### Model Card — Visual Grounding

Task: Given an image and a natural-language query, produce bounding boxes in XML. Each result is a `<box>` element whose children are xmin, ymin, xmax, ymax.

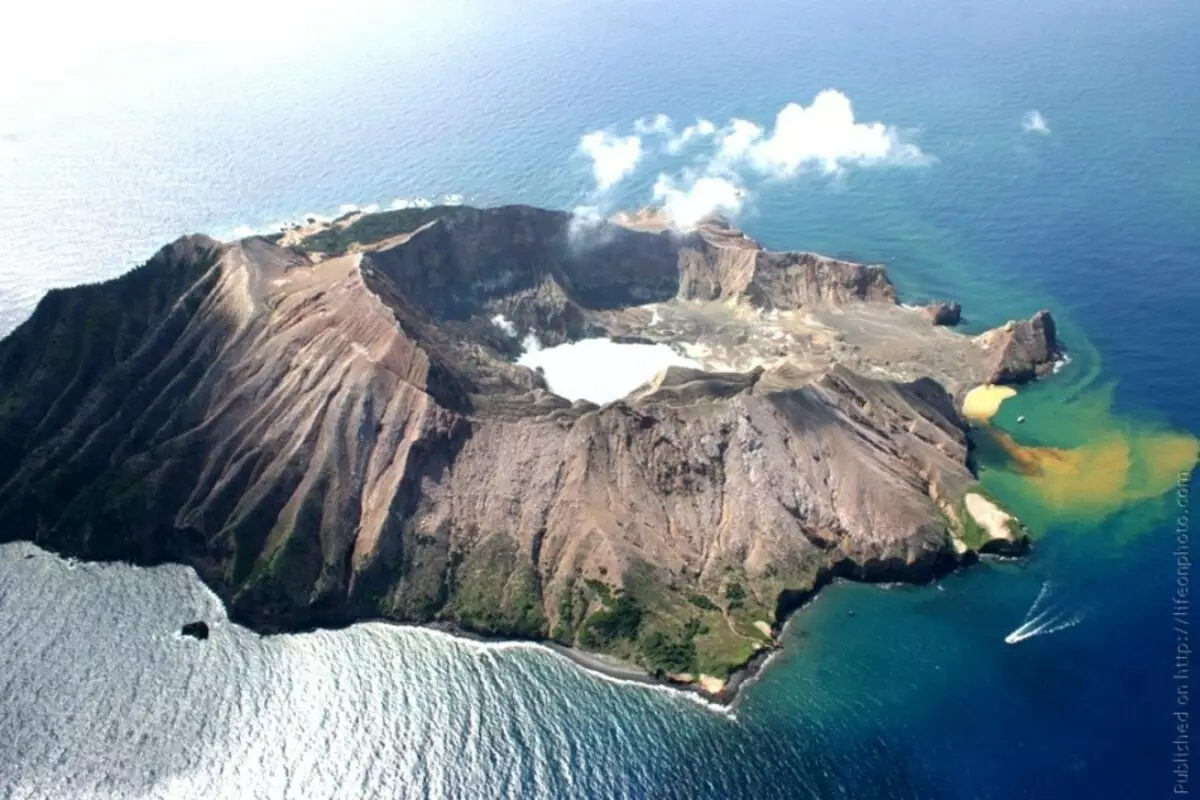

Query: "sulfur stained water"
<box><xmin>1</xmin><ymin>0</ymin><xmax>1198</xmax><ymax>797</ymax></box>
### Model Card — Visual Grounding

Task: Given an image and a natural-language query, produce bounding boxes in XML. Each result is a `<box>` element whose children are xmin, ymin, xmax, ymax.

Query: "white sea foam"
<box><xmin>1005</xmin><ymin>580</ymin><xmax>1083</xmax><ymax>644</ymax></box>
<box><xmin>1005</xmin><ymin>613</ymin><xmax>1082</xmax><ymax>644</ymax></box>
<box><xmin>457</xmin><ymin>636</ymin><xmax>738</xmax><ymax>720</ymax></box>
<box><xmin>389</xmin><ymin>196</ymin><xmax>433</xmax><ymax>210</ymax></box>
<box><xmin>0</xmin><ymin>543</ymin><xmax>738</xmax><ymax>798</ymax></box>
<box><xmin>1022</xmin><ymin>110</ymin><xmax>1050</xmax><ymax>135</ymax></box>
<box><xmin>219</xmin><ymin>195</ymin><xmax>470</xmax><ymax>243</ymax></box>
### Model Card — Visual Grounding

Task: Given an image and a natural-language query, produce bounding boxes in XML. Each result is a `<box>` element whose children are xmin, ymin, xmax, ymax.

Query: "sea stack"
<box><xmin>926</xmin><ymin>301</ymin><xmax>962</xmax><ymax>326</ymax></box>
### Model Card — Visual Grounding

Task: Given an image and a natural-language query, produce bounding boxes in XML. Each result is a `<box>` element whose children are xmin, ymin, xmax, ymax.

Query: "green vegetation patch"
<box><xmin>569</xmin><ymin>560</ymin><xmax>783</xmax><ymax>679</ymax></box>
<box><xmin>956</xmin><ymin>485</ymin><xmax>1025</xmax><ymax>550</ymax></box>
<box><xmin>298</xmin><ymin>207</ymin><xmax>458</xmax><ymax>254</ymax></box>
<box><xmin>639</xmin><ymin>628</ymin><xmax>697</xmax><ymax>674</ymax></box>
<box><xmin>958</xmin><ymin>501</ymin><xmax>992</xmax><ymax>550</ymax></box>
<box><xmin>692</xmin><ymin>626</ymin><xmax>762</xmax><ymax>679</ymax></box>
<box><xmin>724</xmin><ymin>580</ymin><xmax>747</xmax><ymax>609</ymax></box>
<box><xmin>448</xmin><ymin>535</ymin><xmax>545</xmax><ymax>637</ymax></box>
<box><xmin>551</xmin><ymin>580</ymin><xmax>580</xmax><ymax>643</ymax></box>
<box><xmin>577</xmin><ymin>594</ymin><xmax>643</xmax><ymax>648</ymax></box>
<box><xmin>583</xmin><ymin>578</ymin><xmax>616</xmax><ymax>605</ymax></box>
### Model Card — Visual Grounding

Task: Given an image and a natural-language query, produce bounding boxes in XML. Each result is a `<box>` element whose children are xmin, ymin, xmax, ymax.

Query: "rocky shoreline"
<box><xmin>432</xmin><ymin>534</ymin><xmax>1027</xmax><ymax>707</ymax></box>
<box><xmin>605</xmin><ymin>544</ymin><xmax>1032</xmax><ymax>706</ymax></box>
<box><xmin>304</xmin><ymin>535</ymin><xmax>1027</xmax><ymax>706</ymax></box>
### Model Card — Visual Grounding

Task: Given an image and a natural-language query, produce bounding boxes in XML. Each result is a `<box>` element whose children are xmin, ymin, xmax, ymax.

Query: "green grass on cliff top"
<box><xmin>298</xmin><ymin>206</ymin><xmax>458</xmax><ymax>254</ymax></box>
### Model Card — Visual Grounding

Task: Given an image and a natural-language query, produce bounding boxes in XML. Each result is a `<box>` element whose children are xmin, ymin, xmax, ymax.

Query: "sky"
<box><xmin>0</xmin><ymin>0</ymin><xmax>474</xmax><ymax>108</ymax></box>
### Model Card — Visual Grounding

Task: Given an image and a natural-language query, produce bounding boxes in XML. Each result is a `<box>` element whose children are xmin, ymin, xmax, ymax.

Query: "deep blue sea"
<box><xmin>1</xmin><ymin>0</ymin><xmax>1198</xmax><ymax>797</ymax></box>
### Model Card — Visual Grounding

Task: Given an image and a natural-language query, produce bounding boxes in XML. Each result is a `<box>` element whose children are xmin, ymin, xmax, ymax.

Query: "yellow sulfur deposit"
<box><xmin>962</xmin><ymin>385</ymin><xmax>1018</xmax><ymax>422</ymax></box>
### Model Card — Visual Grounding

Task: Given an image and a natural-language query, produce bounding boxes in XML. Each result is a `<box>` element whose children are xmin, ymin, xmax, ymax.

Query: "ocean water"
<box><xmin>1</xmin><ymin>0</ymin><xmax>1198</xmax><ymax>797</ymax></box>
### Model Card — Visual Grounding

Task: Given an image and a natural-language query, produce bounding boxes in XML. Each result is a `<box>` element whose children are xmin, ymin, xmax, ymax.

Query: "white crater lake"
<box><xmin>517</xmin><ymin>337</ymin><xmax>700</xmax><ymax>404</ymax></box>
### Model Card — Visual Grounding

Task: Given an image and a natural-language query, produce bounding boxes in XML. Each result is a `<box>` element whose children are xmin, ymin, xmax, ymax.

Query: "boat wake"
<box><xmin>1005</xmin><ymin>580</ymin><xmax>1083</xmax><ymax>644</ymax></box>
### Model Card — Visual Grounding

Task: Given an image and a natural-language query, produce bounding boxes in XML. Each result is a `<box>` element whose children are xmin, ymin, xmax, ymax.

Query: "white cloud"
<box><xmin>567</xmin><ymin>204</ymin><xmax>618</xmax><ymax>251</ymax></box>
<box><xmin>564</xmin><ymin>201</ymin><xmax>597</xmax><ymax>236</ymax></box>
<box><xmin>665</xmin><ymin>119</ymin><xmax>717</xmax><ymax>154</ymax></box>
<box><xmin>570</xmin><ymin>203</ymin><xmax>603</xmax><ymax>222</ymax></box>
<box><xmin>717</xmin><ymin>90</ymin><xmax>928</xmax><ymax>176</ymax></box>
<box><xmin>579</xmin><ymin>130</ymin><xmax>643</xmax><ymax>190</ymax></box>
<box><xmin>633</xmin><ymin>113</ymin><xmax>674</xmax><ymax>136</ymax></box>
<box><xmin>1022</xmin><ymin>110</ymin><xmax>1050</xmax><ymax>135</ymax></box>
<box><xmin>652</xmin><ymin>172</ymin><xmax>745</xmax><ymax>230</ymax></box>
<box><xmin>715</xmin><ymin>118</ymin><xmax>765</xmax><ymax>164</ymax></box>
<box><xmin>521</xmin><ymin>332</ymin><xmax>543</xmax><ymax>354</ymax></box>
<box><xmin>574</xmin><ymin>89</ymin><xmax>929</xmax><ymax>229</ymax></box>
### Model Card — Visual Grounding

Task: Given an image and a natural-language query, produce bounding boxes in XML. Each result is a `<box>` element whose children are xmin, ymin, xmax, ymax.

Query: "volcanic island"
<box><xmin>0</xmin><ymin>204</ymin><xmax>1063</xmax><ymax>701</ymax></box>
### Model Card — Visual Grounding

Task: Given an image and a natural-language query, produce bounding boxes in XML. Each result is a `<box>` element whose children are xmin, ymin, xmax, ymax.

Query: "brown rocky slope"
<box><xmin>0</xmin><ymin>205</ymin><xmax>1061</xmax><ymax>693</ymax></box>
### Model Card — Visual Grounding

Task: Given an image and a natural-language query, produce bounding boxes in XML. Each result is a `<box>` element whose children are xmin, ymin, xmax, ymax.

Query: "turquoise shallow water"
<box><xmin>1</xmin><ymin>0</ymin><xmax>1197</xmax><ymax>796</ymax></box>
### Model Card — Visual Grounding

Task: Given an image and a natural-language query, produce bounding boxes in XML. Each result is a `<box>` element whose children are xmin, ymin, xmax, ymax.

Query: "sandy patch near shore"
<box><xmin>964</xmin><ymin>493</ymin><xmax>1016</xmax><ymax>541</ymax></box>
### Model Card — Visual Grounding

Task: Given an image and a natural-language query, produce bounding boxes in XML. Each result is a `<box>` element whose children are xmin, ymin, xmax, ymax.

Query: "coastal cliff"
<box><xmin>0</xmin><ymin>205</ymin><xmax>1061</xmax><ymax>695</ymax></box>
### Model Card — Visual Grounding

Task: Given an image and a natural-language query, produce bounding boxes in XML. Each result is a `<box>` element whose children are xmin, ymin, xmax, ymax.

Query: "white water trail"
<box><xmin>1005</xmin><ymin>580</ymin><xmax>1084</xmax><ymax>644</ymax></box>
<box><xmin>1005</xmin><ymin>614</ymin><xmax>1083</xmax><ymax>644</ymax></box>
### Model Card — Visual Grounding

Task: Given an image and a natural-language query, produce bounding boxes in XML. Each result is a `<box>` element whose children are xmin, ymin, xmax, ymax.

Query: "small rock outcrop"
<box><xmin>925</xmin><ymin>301</ymin><xmax>962</xmax><ymax>326</ymax></box>
<box><xmin>978</xmin><ymin>309</ymin><xmax>1061</xmax><ymax>384</ymax></box>
<box><xmin>180</xmin><ymin>621</ymin><xmax>210</xmax><ymax>640</ymax></box>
